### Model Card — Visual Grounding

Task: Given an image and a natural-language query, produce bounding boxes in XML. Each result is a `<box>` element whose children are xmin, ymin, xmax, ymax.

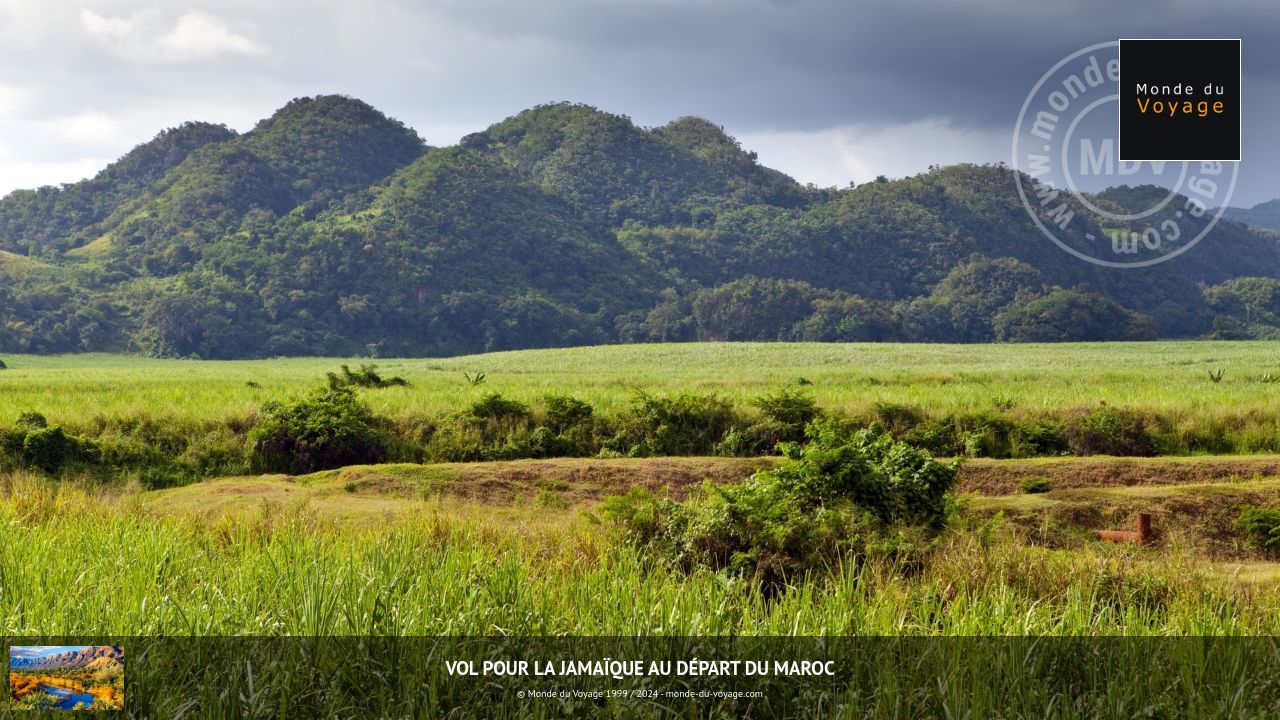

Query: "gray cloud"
<box><xmin>0</xmin><ymin>0</ymin><xmax>1275</xmax><ymax>204</ymax></box>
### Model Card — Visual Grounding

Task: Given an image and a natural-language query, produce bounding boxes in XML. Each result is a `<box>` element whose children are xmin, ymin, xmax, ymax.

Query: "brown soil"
<box><xmin>325</xmin><ymin>456</ymin><xmax>780</xmax><ymax>505</ymax></box>
<box><xmin>957</xmin><ymin>456</ymin><xmax>1280</xmax><ymax>495</ymax></box>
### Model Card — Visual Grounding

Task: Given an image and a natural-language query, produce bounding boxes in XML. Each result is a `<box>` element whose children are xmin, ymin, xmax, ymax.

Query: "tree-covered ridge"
<box><xmin>1222</xmin><ymin>198</ymin><xmax>1280</xmax><ymax>234</ymax></box>
<box><xmin>0</xmin><ymin>121</ymin><xmax>237</xmax><ymax>255</ymax></box>
<box><xmin>1</xmin><ymin>95</ymin><xmax>1279</xmax><ymax>357</ymax></box>
<box><xmin>466</xmin><ymin>103</ymin><xmax>816</xmax><ymax>225</ymax></box>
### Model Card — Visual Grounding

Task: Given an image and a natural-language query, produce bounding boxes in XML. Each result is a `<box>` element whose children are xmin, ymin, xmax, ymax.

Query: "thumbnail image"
<box><xmin>8</xmin><ymin>646</ymin><xmax>124</xmax><ymax>711</ymax></box>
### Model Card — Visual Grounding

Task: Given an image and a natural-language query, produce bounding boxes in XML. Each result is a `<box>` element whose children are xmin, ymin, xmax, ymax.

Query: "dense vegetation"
<box><xmin>7</xmin><ymin>341</ymin><xmax>1280</xmax><ymax>487</ymax></box>
<box><xmin>3</xmin><ymin>468</ymin><xmax>1279</xmax><ymax>639</ymax></box>
<box><xmin>606</xmin><ymin>419</ymin><xmax>958</xmax><ymax>592</ymax></box>
<box><xmin>4</xmin><ymin>96</ymin><xmax>1280</xmax><ymax>357</ymax></box>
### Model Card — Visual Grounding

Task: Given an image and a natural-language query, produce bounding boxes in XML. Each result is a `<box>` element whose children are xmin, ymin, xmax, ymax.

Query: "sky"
<box><xmin>9</xmin><ymin>645</ymin><xmax>94</xmax><ymax>662</ymax></box>
<box><xmin>1</xmin><ymin>0</ymin><xmax>1277</xmax><ymax>206</ymax></box>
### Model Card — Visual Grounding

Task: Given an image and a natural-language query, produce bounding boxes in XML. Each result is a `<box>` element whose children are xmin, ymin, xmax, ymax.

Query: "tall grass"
<box><xmin>1</xmin><ymin>341</ymin><xmax>1280</xmax><ymax>425</ymax></box>
<box><xmin>5</xmin><ymin>343</ymin><xmax>1280</xmax><ymax>463</ymax></box>
<box><xmin>2</xmin><ymin>473</ymin><xmax>1276</xmax><ymax>637</ymax></box>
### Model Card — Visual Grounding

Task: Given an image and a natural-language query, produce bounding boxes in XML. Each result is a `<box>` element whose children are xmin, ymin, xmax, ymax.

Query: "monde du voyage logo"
<box><xmin>1013</xmin><ymin>39</ymin><xmax>1241</xmax><ymax>268</ymax></box>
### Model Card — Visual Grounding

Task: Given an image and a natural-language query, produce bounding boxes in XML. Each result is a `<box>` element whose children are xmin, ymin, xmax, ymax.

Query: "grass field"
<box><xmin>2</xmin><ymin>460</ymin><xmax>1279</xmax><ymax>637</ymax></box>
<box><xmin>3</xmin><ymin>341</ymin><xmax>1280</xmax><ymax>427</ymax></box>
<box><xmin>3</xmin><ymin>343</ymin><xmax>1280</xmax><ymax>645</ymax></box>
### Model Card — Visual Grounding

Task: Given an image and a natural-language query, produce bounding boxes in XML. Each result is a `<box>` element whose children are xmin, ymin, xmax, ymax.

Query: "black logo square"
<box><xmin>1119</xmin><ymin>39</ymin><xmax>1240</xmax><ymax>161</ymax></box>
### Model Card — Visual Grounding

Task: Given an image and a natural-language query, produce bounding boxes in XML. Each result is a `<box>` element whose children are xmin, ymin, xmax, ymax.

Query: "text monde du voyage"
<box><xmin>1134</xmin><ymin>82</ymin><xmax>1228</xmax><ymax>118</ymax></box>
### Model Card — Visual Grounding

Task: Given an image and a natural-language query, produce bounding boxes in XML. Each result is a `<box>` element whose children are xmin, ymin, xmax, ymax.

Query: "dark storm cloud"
<box><xmin>407</xmin><ymin>0</ymin><xmax>1280</xmax><ymax>130</ymax></box>
<box><xmin>0</xmin><ymin>0</ymin><xmax>1276</xmax><ymax>203</ymax></box>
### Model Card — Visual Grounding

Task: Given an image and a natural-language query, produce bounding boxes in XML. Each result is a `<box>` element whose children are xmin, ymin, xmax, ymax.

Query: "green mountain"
<box><xmin>2</xmin><ymin>96</ymin><xmax>1279</xmax><ymax>357</ymax></box>
<box><xmin>1222</xmin><ymin>199</ymin><xmax>1280</xmax><ymax>234</ymax></box>
<box><xmin>0</xmin><ymin>121</ymin><xmax>236</xmax><ymax>255</ymax></box>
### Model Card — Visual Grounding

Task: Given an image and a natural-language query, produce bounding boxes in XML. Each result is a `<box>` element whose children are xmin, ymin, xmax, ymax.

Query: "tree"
<box><xmin>994</xmin><ymin>288</ymin><xmax>1157</xmax><ymax>342</ymax></box>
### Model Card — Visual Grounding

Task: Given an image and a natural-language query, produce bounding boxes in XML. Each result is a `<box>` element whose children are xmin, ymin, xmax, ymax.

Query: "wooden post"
<box><xmin>1135</xmin><ymin>513</ymin><xmax>1152</xmax><ymax>545</ymax></box>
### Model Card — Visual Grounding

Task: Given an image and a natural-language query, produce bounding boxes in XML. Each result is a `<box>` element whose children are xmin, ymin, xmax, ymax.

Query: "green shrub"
<box><xmin>900</xmin><ymin>421</ymin><xmax>960</xmax><ymax>456</ymax></box>
<box><xmin>0</xmin><ymin>427</ymin><xmax>23</xmax><ymax>464</ymax></box>
<box><xmin>249</xmin><ymin>389</ymin><xmax>390</xmax><ymax>474</ymax></box>
<box><xmin>1064</xmin><ymin>406</ymin><xmax>1155</xmax><ymax>456</ymax></box>
<box><xmin>752</xmin><ymin>387</ymin><xmax>819</xmax><ymax>427</ymax></box>
<box><xmin>16</xmin><ymin>411</ymin><xmax>47</xmax><ymax>430</ymax></box>
<box><xmin>468</xmin><ymin>393</ymin><xmax>531</xmax><ymax>422</ymax></box>
<box><xmin>0</xmin><ymin>359</ymin><xmax>7</xmax><ymax>369</ymax></box>
<box><xmin>950</xmin><ymin>412</ymin><xmax>1015</xmax><ymax>459</ymax></box>
<box><xmin>542</xmin><ymin>395</ymin><xmax>593</xmax><ymax>433</ymax></box>
<box><xmin>1017</xmin><ymin>418</ymin><xmax>1067</xmax><ymax>456</ymax></box>
<box><xmin>607</xmin><ymin>392</ymin><xmax>740</xmax><ymax>457</ymax></box>
<box><xmin>499</xmin><ymin>425</ymin><xmax>572</xmax><ymax>460</ymax></box>
<box><xmin>1019</xmin><ymin>476</ymin><xmax>1053</xmax><ymax>494</ymax></box>
<box><xmin>872</xmin><ymin>402</ymin><xmax>925</xmax><ymax>433</ymax></box>
<box><xmin>1234</xmin><ymin>506</ymin><xmax>1280</xmax><ymax>555</ymax></box>
<box><xmin>604</xmin><ymin>420</ymin><xmax>959</xmax><ymax>592</ymax></box>
<box><xmin>421</xmin><ymin>394</ymin><xmax>541</xmax><ymax>462</ymax></box>
<box><xmin>21</xmin><ymin>425</ymin><xmax>94</xmax><ymax>474</ymax></box>
<box><xmin>716</xmin><ymin>419</ymin><xmax>796</xmax><ymax>457</ymax></box>
<box><xmin>326</xmin><ymin>364</ymin><xmax>408</xmax><ymax>390</ymax></box>
<box><xmin>717</xmin><ymin>387</ymin><xmax>822</xmax><ymax>455</ymax></box>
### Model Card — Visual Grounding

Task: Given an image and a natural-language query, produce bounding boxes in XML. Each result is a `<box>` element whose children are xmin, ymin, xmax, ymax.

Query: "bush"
<box><xmin>752</xmin><ymin>387</ymin><xmax>819</xmax><ymax>427</ymax></box>
<box><xmin>604</xmin><ymin>420</ymin><xmax>959</xmax><ymax>592</ymax></box>
<box><xmin>718</xmin><ymin>387</ymin><xmax>822</xmax><ymax>455</ymax></box>
<box><xmin>952</xmin><ymin>411</ymin><xmax>1018</xmax><ymax>458</ymax></box>
<box><xmin>1234</xmin><ymin>506</ymin><xmax>1280</xmax><ymax>555</ymax></box>
<box><xmin>21</xmin><ymin>425</ymin><xmax>95</xmax><ymax>474</ymax></box>
<box><xmin>1017</xmin><ymin>418</ymin><xmax>1068</xmax><ymax>456</ymax></box>
<box><xmin>249</xmin><ymin>389</ymin><xmax>390</xmax><ymax>474</ymax></box>
<box><xmin>872</xmin><ymin>402</ymin><xmax>925</xmax><ymax>434</ymax></box>
<box><xmin>1019</xmin><ymin>476</ymin><xmax>1053</xmax><ymax>494</ymax></box>
<box><xmin>0</xmin><ymin>359</ymin><xmax>7</xmax><ymax>369</ymax></box>
<box><xmin>1</xmin><ymin>412</ymin><xmax>96</xmax><ymax>474</ymax></box>
<box><xmin>326</xmin><ymin>364</ymin><xmax>408</xmax><ymax>390</ymax></box>
<box><xmin>1064</xmin><ymin>406</ymin><xmax>1155</xmax><ymax>456</ymax></box>
<box><xmin>468</xmin><ymin>393</ymin><xmax>531</xmax><ymax>422</ymax></box>
<box><xmin>542</xmin><ymin>395</ymin><xmax>593</xmax><ymax>433</ymax></box>
<box><xmin>607</xmin><ymin>392</ymin><xmax>740</xmax><ymax>457</ymax></box>
<box><xmin>716</xmin><ymin>419</ymin><xmax>796</xmax><ymax>457</ymax></box>
<box><xmin>16</xmin><ymin>411</ymin><xmax>47</xmax><ymax>430</ymax></box>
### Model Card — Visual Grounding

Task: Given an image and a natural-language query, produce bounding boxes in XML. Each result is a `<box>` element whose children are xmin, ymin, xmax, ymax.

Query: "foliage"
<box><xmin>20</xmin><ymin>425</ymin><xmax>92</xmax><ymax>473</ymax></box>
<box><xmin>468</xmin><ymin>393</ymin><xmax>531</xmax><ymax>422</ymax></box>
<box><xmin>1065</xmin><ymin>406</ymin><xmax>1156</xmax><ymax>457</ymax></box>
<box><xmin>1234</xmin><ymin>505</ymin><xmax>1280</xmax><ymax>555</ymax></box>
<box><xmin>7</xmin><ymin>344</ymin><xmax>1280</xmax><ymax>482</ymax></box>
<box><xmin>2</xmin><ymin>97</ymin><xmax>1278</xmax><ymax>356</ymax></box>
<box><xmin>719</xmin><ymin>386</ymin><xmax>821</xmax><ymax>456</ymax></box>
<box><xmin>604</xmin><ymin>420</ymin><xmax>959</xmax><ymax>590</ymax></box>
<box><xmin>608</xmin><ymin>391</ymin><xmax>740</xmax><ymax>457</ymax></box>
<box><xmin>16</xmin><ymin>411</ymin><xmax>47</xmax><ymax>430</ymax></box>
<box><xmin>248</xmin><ymin>389</ymin><xmax>389</xmax><ymax>474</ymax></box>
<box><xmin>542</xmin><ymin>395</ymin><xmax>594</xmax><ymax>434</ymax></box>
<box><xmin>994</xmin><ymin>288</ymin><xmax>1158</xmax><ymax>342</ymax></box>
<box><xmin>326</xmin><ymin>364</ymin><xmax>407</xmax><ymax>390</ymax></box>
<box><xmin>1</xmin><ymin>414</ymin><xmax>96</xmax><ymax>474</ymax></box>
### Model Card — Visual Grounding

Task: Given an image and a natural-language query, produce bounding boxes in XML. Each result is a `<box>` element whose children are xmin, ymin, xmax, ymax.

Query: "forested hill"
<box><xmin>2</xmin><ymin>95</ymin><xmax>1280</xmax><ymax>358</ymax></box>
<box><xmin>1223</xmin><ymin>199</ymin><xmax>1280</xmax><ymax>234</ymax></box>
